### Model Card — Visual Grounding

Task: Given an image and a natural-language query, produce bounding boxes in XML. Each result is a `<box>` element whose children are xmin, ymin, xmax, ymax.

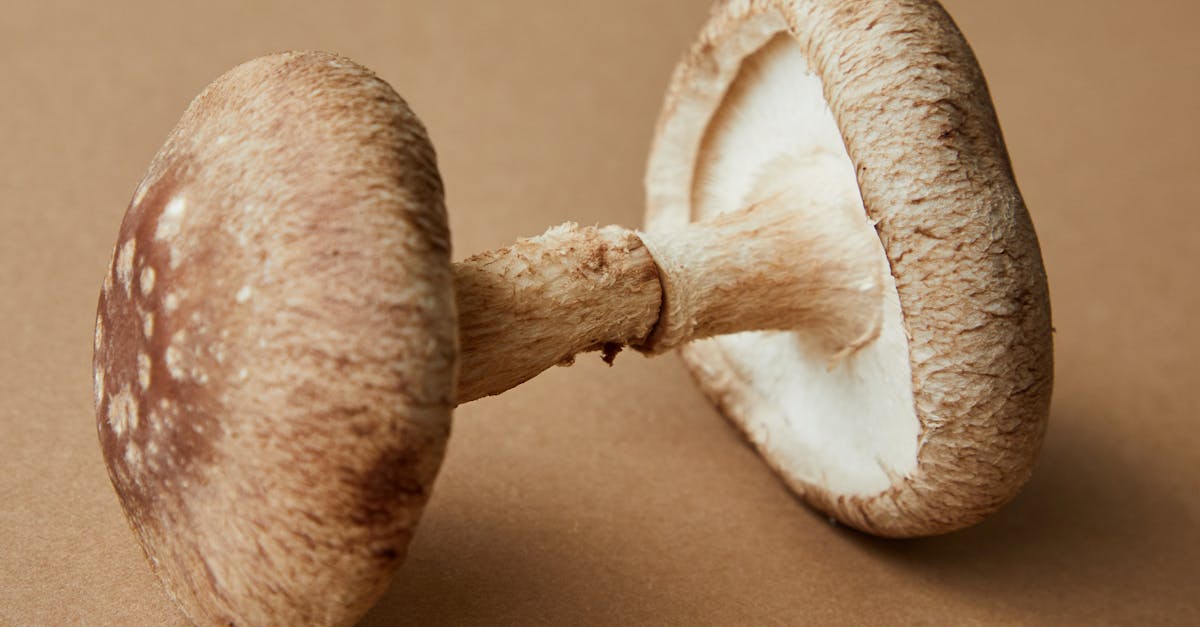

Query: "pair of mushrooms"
<box><xmin>92</xmin><ymin>1</ymin><xmax>1052</xmax><ymax>625</ymax></box>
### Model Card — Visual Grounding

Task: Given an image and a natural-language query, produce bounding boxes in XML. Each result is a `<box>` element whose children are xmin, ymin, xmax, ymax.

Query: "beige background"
<box><xmin>2</xmin><ymin>0</ymin><xmax>1198</xmax><ymax>624</ymax></box>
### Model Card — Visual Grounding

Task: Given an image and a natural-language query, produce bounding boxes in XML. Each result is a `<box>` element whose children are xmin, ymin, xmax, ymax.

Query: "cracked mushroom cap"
<box><xmin>645</xmin><ymin>0</ymin><xmax>1053</xmax><ymax>536</ymax></box>
<box><xmin>92</xmin><ymin>52</ymin><xmax>456</xmax><ymax>625</ymax></box>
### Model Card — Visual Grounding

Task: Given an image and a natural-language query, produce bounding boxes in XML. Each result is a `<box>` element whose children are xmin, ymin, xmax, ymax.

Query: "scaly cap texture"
<box><xmin>93</xmin><ymin>51</ymin><xmax>457</xmax><ymax>624</ymax></box>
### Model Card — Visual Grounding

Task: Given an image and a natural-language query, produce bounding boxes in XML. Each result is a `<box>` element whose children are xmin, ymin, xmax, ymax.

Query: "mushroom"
<box><xmin>93</xmin><ymin>2</ymin><xmax>1051</xmax><ymax>624</ymax></box>
<box><xmin>94</xmin><ymin>52</ymin><xmax>456</xmax><ymax>627</ymax></box>
<box><xmin>643</xmin><ymin>0</ymin><xmax>1053</xmax><ymax>537</ymax></box>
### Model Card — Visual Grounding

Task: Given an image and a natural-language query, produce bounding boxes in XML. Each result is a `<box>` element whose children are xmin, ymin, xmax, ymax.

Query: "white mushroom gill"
<box><xmin>689</xmin><ymin>32</ymin><xmax>919</xmax><ymax>496</ymax></box>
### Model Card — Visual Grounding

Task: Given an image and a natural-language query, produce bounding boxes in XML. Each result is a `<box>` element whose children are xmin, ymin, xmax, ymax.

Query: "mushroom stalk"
<box><xmin>453</xmin><ymin>224</ymin><xmax>661</xmax><ymax>403</ymax></box>
<box><xmin>454</xmin><ymin>188</ymin><xmax>884</xmax><ymax>403</ymax></box>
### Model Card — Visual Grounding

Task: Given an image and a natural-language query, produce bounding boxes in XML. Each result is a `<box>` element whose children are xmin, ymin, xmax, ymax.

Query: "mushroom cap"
<box><xmin>645</xmin><ymin>0</ymin><xmax>1053</xmax><ymax>537</ymax></box>
<box><xmin>92</xmin><ymin>52</ymin><xmax>456</xmax><ymax>624</ymax></box>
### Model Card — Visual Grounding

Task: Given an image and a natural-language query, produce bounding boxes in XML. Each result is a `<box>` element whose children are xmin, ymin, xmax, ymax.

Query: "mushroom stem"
<box><xmin>454</xmin><ymin>182</ymin><xmax>884</xmax><ymax>404</ymax></box>
<box><xmin>453</xmin><ymin>224</ymin><xmax>661</xmax><ymax>404</ymax></box>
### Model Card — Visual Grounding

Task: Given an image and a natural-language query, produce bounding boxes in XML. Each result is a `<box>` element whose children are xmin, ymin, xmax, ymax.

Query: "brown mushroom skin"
<box><xmin>93</xmin><ymin>52</ymin><xmax>456</xmax><ymax>626</ymax></box>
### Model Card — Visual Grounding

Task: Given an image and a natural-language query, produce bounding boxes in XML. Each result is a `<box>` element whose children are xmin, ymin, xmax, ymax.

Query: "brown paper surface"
<box><xmin>2</xmin><ymin>1</ymin><xmax>1197</xmax><ymax>624</ymax></box>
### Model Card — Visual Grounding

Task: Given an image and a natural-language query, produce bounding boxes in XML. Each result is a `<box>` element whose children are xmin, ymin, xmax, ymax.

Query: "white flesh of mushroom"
<box><xmin>687</xmin><ymin>33</ymin><xmax>920</xmax><ymax>496</ymax></box>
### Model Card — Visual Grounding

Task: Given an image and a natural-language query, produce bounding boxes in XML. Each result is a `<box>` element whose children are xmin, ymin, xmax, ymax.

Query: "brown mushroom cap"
<box><xmin>645</xmin><ymin>0</ymin><xmax>1053</xmax><ymax>536</ymax></box>
<box><xmin>92</xmin><ymin>52</ymin><xmax>456</xmax><ymax>624</ymax></box>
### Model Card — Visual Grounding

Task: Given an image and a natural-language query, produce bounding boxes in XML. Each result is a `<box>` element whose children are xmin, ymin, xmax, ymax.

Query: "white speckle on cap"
<box><xmin>108</xmin><ymin>385</ymin><xmax>138</xmax><ymax>436</ymax></box>
<box><xmin>168</xmin><ymin>343</ymin><xmax>186</xmax><ymax>377</ymax></box>
<box><xmin>142</xmin><ymin>312</ymin><xmax>154</xmax><ymax>339</ymax></box>
<box><xmin>164</xmin><ymin>292</ymin><xmax>180</xmax><ymax>313</ymax></box>
<box><xmin>116</xmin><ymin>239</ymin><xmax>137</xmax><ymax>297</ymax></box>
<box><xmin>165</xmin><ymin>341</ymin><xmax>185</xmax><ymax>380</ymax></box>
<box><xmin>93</xmin><ymin>368</ymin><xmax>105</xmax><ymax>406</ymax></box>
<box><xmin>215</xmin><ymin>134</ymin><xmax>229</xmax><ymax>146</ymax></box>
<box><xmin>235</xmin><ymin>285</ymin><xmax>253</xmax><ymax>303</ymax></box>
<box><xmin>140</xmin><ymin>266</ymin><xmax>156</xmax><ymax>296</ymax></box>
<box><xmin>124</xmin><ymin>443</ymin><xmax>142</xmax><ymax>468</ymax></box>
<box><xmin>237</xmin><ymin>368</ymin><xmax>248</xmax><ymax>381</ymax></box>
<box><xmin>137</xmin><ymin>352</ymin><xmax>152</xmax><ymax>390</ymax></box>
<box><xmin>156</xmin><ymin>196</ymin><xmax>187</xmax><ymax>241</ymax></box>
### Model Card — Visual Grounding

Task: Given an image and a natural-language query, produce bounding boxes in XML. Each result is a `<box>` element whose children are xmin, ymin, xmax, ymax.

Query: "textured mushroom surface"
<box><xmin>645</xmin><ymin>0</ymin><xmax>1053</xmax><ymax>536</ymax></box>
<box><xmin>92</xmin><ymin>52</ymin><xmax>456</xmax><ymax>625</ymax></box>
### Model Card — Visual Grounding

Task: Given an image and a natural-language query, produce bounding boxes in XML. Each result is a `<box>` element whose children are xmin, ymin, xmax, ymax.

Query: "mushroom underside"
<box><xmin>647</xmin><ymin>1</ymin><xmax>1053</xmax><ymax>537</ymax></box>
<box><xmin>682</xmin><ymin>31</ymin><xmax>921</xmax><ymax>498</ymax></box>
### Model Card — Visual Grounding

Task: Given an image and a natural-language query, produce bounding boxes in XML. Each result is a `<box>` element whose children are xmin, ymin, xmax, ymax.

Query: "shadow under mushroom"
<box><xmin>843</xmin><ymin>402</ymin><xmax>1196</xmax><ymax>621</ymax></box>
